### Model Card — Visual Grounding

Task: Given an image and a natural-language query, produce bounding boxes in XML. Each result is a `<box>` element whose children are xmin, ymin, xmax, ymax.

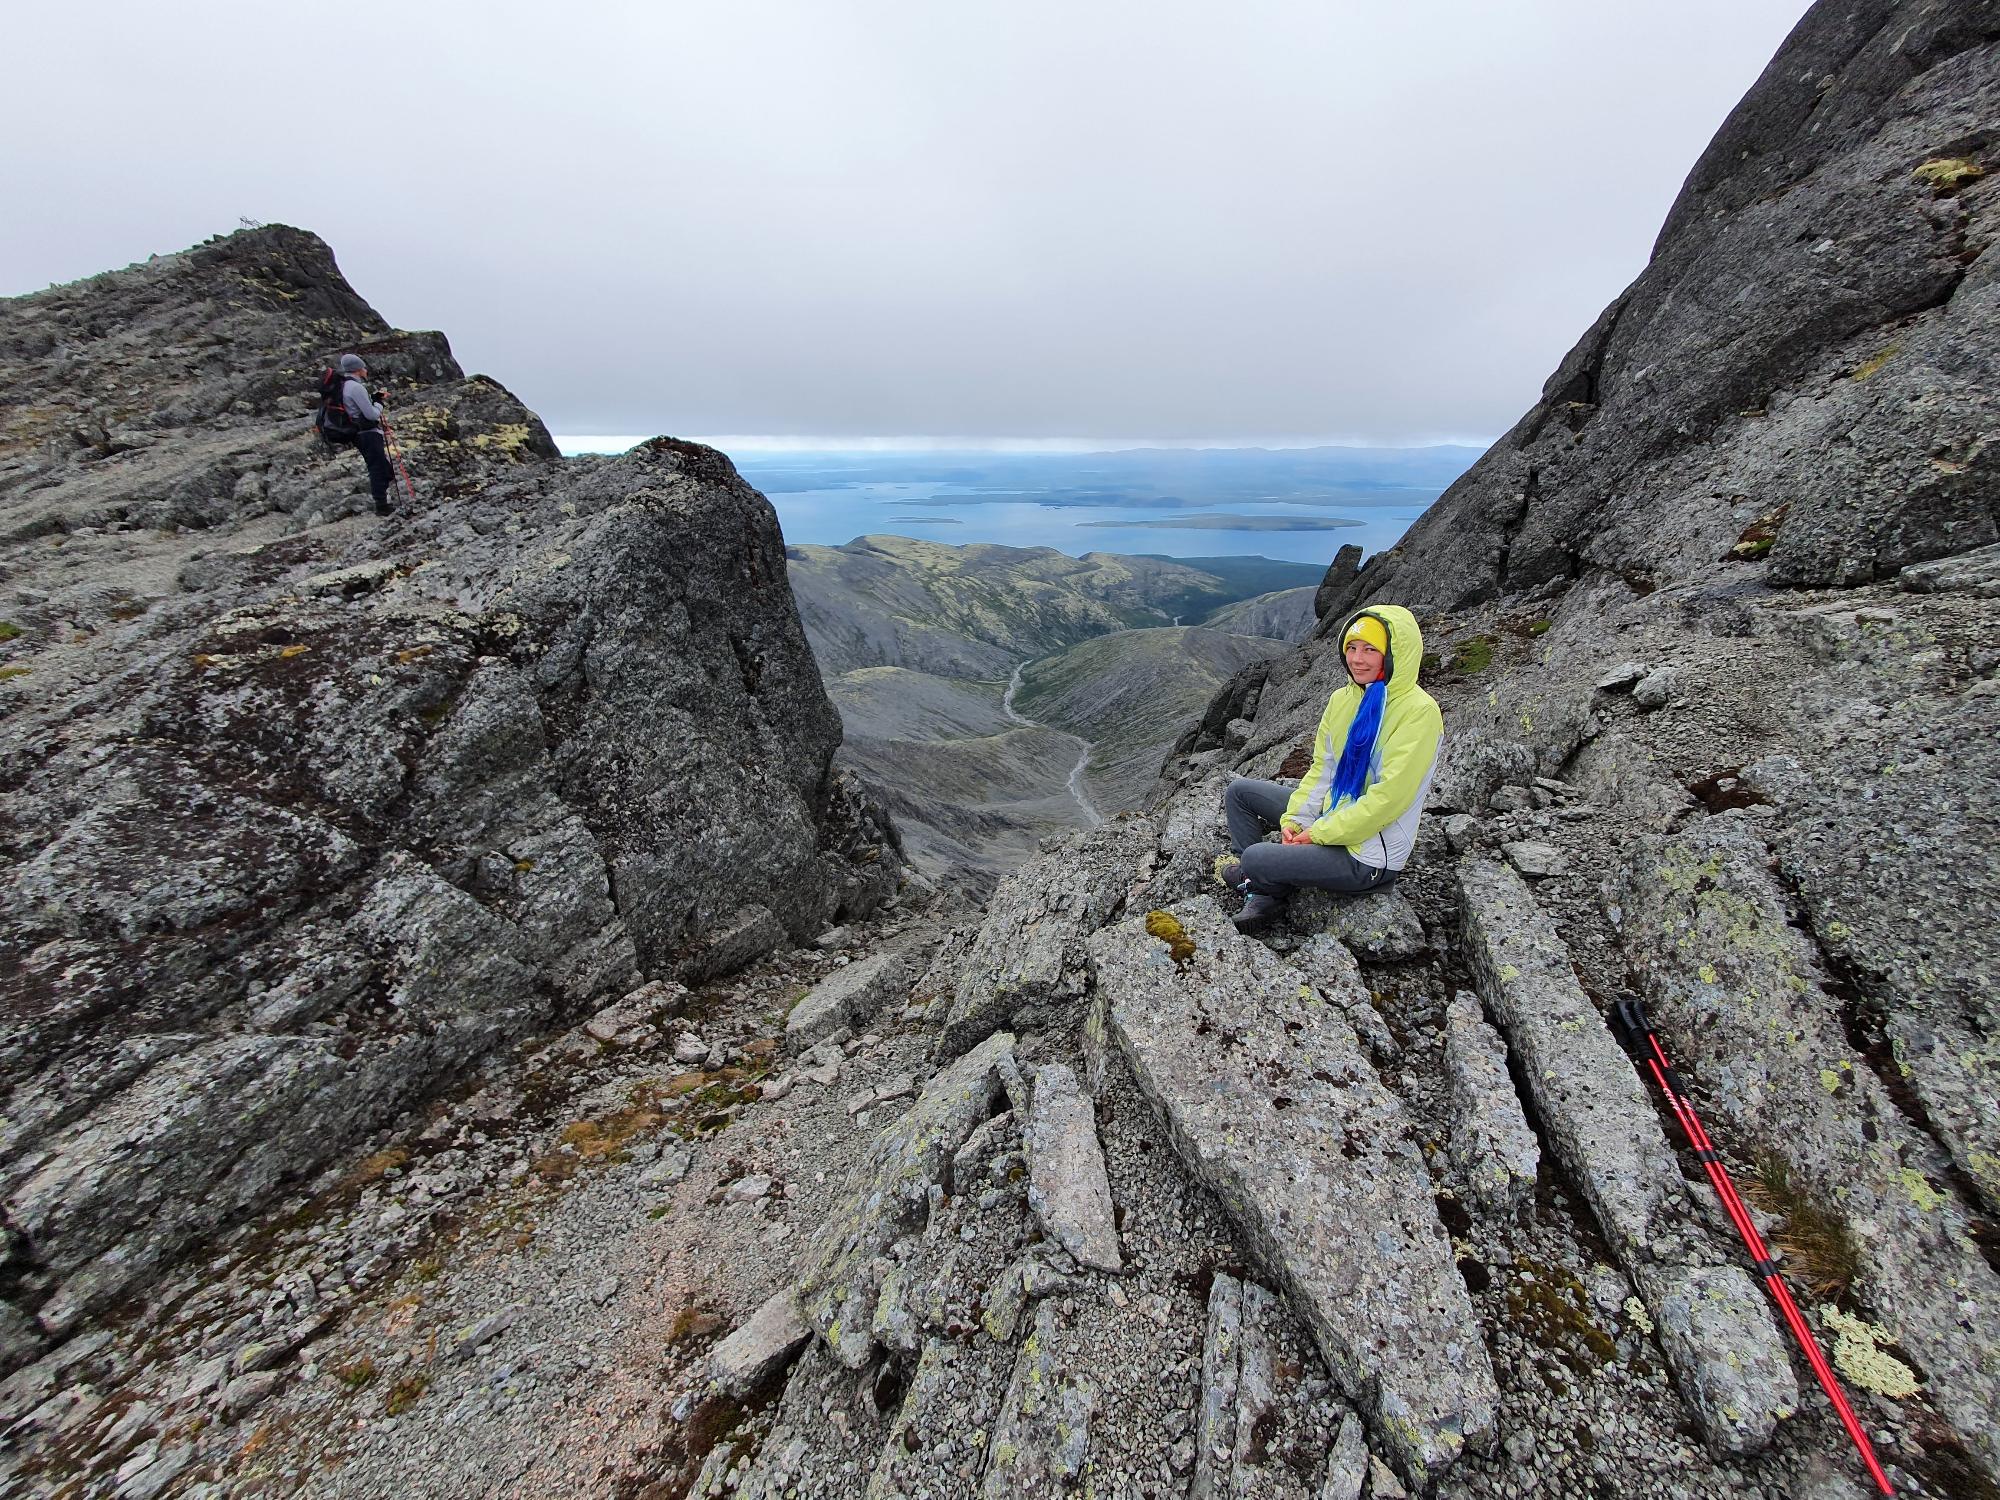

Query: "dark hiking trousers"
<box><xmin>1224</xmin><ymin>776</ymin><xmax>1395</xmax><ymax>900</ymax></box>
<box><xmin>355</xmin><ymin>429</ymin><xmax>394</xmax><ymax>507</ymax></box>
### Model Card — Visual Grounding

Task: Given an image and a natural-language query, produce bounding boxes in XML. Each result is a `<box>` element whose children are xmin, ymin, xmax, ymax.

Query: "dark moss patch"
<box><xmin>1505</xmin><ymin>1257</ymin><xmax>1617</xmax><ymax>1371</ymax></box>
<box><xmin>1450</xmin><ymin>635</ymin><xmax>1497</xmax><ymax>675</ymax></box>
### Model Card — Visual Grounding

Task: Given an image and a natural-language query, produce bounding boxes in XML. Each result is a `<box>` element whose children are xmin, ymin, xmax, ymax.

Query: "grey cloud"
<box><xmin>4</xmin><ymin>0</ymin><xmax>1814</xmax><ymax>442</ymax></box>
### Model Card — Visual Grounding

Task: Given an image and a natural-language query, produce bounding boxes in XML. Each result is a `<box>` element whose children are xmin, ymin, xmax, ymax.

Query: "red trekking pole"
<box><xmin>1611</xmin><ymin>999</ymin><xmax>1894</xmax><ymax>1497</ymax></box>
<box><xmin>379</xmin><ymin>414</ymin><xmax>417</xmax><ymax>509</ymax></box>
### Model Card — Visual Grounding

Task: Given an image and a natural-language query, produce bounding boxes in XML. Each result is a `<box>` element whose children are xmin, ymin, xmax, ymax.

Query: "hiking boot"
<box><xmin>374</xmin><ymin>500</ymin><xmax>393</xmax><ymax>517</ymax></box>
<box><xmin>1212</xmin><ymin>854</ymin><xmax>1247</xmax><ymax>893</ymax></box>
<box><xmin>1232</xmin><ymin>893</ymin><xmax>1284</xmax><ymax>934</ymax></box>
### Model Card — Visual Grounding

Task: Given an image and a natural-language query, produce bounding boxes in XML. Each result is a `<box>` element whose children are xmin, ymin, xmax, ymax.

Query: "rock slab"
<box><xmin>786</xmin><ymin>950</ymin><xmax>910</xmax><ymax>1052</ymax></box>
<box><xmin>1441</xmin><ymin>994</ymin><xmax>1539</xmax><ymax>1216</ymax></box>
<box><xmin>1020</xmin><ymin>1063</ymin><xmax>1122</xmax><ymax>1273</ymax></box>
<box><xmin>1458</xmin><ymin>857</ymin><xmax>1798</xmax><ymax>1453</ymax></box>
<box><xmin>1091</xmin><ymin>899</ymin><xmax>1497</xmax><ymax>1489</ymax></box>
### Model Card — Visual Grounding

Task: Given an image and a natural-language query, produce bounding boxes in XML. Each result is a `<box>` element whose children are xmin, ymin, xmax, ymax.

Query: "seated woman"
<box><xmin>1217</xmin><ymin>603</ymin><xmax>1443</xmax><ymax>933</ymax></box>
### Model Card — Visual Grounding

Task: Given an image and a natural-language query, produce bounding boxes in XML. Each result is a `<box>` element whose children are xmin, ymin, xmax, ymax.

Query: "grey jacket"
<box><xmin>341</xmin><ymin>378</ymin><xmax>382</xmax><ymax>429</ymax></box>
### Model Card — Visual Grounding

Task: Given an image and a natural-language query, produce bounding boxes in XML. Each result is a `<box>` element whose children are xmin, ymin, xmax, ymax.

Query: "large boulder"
<box><xmin>0</xmin><ymin>228</ymin><xmax>903</xmax><ymax>1356</ymax></box>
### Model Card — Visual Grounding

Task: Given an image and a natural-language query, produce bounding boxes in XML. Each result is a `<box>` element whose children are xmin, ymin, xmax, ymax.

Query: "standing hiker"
<box><xmin>320</xmin><ymin>353</ymin><xmax>397</xmax><ymax>516</ymax></box>
<box><xmin>1215</xmin><ymin>603</ymin><xmax>1443</xmax><ymax>933</ymax></box>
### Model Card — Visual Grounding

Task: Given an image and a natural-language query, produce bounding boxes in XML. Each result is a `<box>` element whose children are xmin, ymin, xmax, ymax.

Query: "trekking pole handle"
<box><xmin>1611</xmin><ymin>998</ymin><xmax>1654</xmax><ymax>1054</ymax></box>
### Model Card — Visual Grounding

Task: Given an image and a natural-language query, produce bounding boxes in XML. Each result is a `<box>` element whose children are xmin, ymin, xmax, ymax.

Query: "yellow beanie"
<box><xmin>1343</xmin><ymin>615</ymin><xmax>1389</xmax><ymax>654</ymax></box>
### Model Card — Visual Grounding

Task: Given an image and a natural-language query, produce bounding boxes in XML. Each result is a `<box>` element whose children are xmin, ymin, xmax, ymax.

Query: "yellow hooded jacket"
<box><xmin>1282</xmin><ymin>603</ymin><xmax>1444</xmax><ymax>870</ymax></box>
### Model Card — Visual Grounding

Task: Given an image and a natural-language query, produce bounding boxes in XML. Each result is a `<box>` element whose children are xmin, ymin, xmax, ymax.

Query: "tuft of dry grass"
<box><xmin>1748</xmin><ymin>1154</ymin><xmax>1859</xmax><ymax>1302</ymax></box>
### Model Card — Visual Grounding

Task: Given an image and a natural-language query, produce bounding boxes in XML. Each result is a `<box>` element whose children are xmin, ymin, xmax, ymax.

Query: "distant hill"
<box><xmin>1200</xmin><ymin>587</ymin><xmax>1316</xmax><ymax>641</ymax></box>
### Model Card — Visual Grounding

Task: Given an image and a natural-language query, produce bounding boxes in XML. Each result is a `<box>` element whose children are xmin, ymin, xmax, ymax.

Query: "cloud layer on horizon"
<box><xmin>5</xmin><ymin>1</ymin><xmax>1813</xmax><ymax>442</ymax></box>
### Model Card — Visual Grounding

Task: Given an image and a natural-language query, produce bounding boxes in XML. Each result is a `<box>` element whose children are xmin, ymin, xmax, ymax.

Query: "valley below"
<box><xmin>784</xmin><ymin>534</ymin><xmax>1316</xmax><ymax>886</ymax></box>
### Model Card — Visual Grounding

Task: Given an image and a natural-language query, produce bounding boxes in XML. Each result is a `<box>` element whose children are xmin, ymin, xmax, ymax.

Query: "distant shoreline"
<box><xmin>1077</xmin><ymin>514</ymin><xmax>1364</xmax><ymax>532</ymax></box>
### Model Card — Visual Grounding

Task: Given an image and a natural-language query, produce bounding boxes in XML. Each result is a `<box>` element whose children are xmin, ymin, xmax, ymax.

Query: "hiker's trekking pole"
<box><xmin>379</xmin><ymin>415</ymin><xmax>417</xmax><ymax>509</ymax></box>
<box><xmin>1610</xmin><ymin>999</ymin><xmax>1894</xmax><ymax>1496</ymax></box>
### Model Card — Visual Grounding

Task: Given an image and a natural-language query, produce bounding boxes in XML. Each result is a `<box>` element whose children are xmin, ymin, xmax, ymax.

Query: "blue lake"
<box><xmin>555</xmin><ymin>441</ymin><xmax>1472</xmax><ymax>567</ymax></box>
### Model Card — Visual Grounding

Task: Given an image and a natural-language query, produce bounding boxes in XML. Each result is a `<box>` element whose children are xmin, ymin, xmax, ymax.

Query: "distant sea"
<box><xmin>553</xmin><ymin>440</ymin><xmax>1481</xmax><ymax>567</ymax></box>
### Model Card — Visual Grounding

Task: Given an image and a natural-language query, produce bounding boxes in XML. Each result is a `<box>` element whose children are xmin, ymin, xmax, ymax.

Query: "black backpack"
<box><xmin>314</xmin><ymin>367</ymin><xmax>360</xmax><ymax>447</ymax></box>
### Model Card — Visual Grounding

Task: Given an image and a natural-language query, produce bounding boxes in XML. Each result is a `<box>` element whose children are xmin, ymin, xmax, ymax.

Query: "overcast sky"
<box><xmin>6</xmin><ymin>1</ymin><xmax>1814</xmax><ymax>445</ymax></box>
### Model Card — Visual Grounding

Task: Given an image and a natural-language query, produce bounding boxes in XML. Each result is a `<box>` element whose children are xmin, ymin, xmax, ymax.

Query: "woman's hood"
<box><xmin>1341</xmin><ymin>603</ymin><xmax>1425</xmax><ymax>698</ymax></box>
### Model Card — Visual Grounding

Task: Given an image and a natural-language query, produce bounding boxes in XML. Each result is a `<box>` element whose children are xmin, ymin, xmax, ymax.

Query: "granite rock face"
<box><xmin>1620</xmin><ymin>812</ymin><xmax>2000</xmax><ymax>1472</ymax></box>
<box><xmin>936</xmin><ymin>819</ymin><xmax>1155</xmax><ymax>1058</ymax></box>
<box><xmin>1458</xmin><ymin>859</ymin><xmax>1799</xmax><ymax>1454</ymax></box>
<box><xmin>0</xmin><ymin>226</ymin><xmax>903</xmax><ymax>1360</ymax></box>
<box><xmin>1318</xmin><ymin>4</ymin><xmax>2000</xmax><ymax>615</ymax></box>
<box><xmin>1091</xmin><ymin>900</ymin><xmax>1498</xmax><ymax>1490</ymax></box>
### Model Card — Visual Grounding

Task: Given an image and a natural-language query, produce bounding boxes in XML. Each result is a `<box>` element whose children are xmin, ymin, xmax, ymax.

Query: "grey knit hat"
<box><xmin>339</xmin><ymin>353</ymin><xmax>366</xmax><ymax>374</ymax></box>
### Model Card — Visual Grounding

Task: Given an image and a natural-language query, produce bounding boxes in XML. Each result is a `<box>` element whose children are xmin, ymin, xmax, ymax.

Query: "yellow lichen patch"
<box><xmin>395</xmin><ymin>644</ymin><xmax>434</xmax><ymax>665</ymax></box>
<box><xmin>1144</xmin><ymin>910</ymin><xmax>1195</xmax><ymax>964</ymax></box>
<box><xmin>1819</xmin><ymin>1306</ymin><xmax>1920</xmax><ymax>1399</ymax></box>
<box><xmin>277</xmin><ymin>643</ymin><xmax>310</xmax><ymax>660</ymax></box>
<box><xmin>1850</xmin><ymin>345</ymin><xmax>1898</xmax><ymax>381</ymax></box>
<box><xmin>1623</xmin><ymin>1296</ymin><xmax>1653</xmax><ymax>1335</ymax></box>
<box><xmin>469</xmin><ymin>423</ymin><xmax>537</xmax><ymax>461</ymax></box>
<box><xmin>1913</xmin><ymin>156</ymin><xmax>1985</xmax><ymax>192</ymax></box>
<box><xmin>1897</xmin><ymin>1167</ymin><xmax>1948</xmax><ymax>1213</ymax></box>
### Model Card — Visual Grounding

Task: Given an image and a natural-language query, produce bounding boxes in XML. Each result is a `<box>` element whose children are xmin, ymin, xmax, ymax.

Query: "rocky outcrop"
<box><xmin>1318</xmin><ymin>4</ymin><xmax>1999</xmax><ymax>615</ymax></box>
<box><xmin>794</xmin><ymin>1032</ymin><xmax>1014</xmax><ymax>1367</ymax></box>
<box><xmin>1149</xmin><ymin>5</ymin><xmax>1999</xmax><ymax>1483</ymax></box>
<box><xmin>1090</xmin><ymin>900</ymin><xmax>1498</xmax><ymax>1489</ymax></box>
<box><xmin>1620</xmin><ymin>812</ymin><xmax>2000</xmax><ymax>1472</ymax></box>
<box><xmin>936</xmin><ymin>819</ymin><xmax>1154</xmax><ymax>1058</ymax></box>
<box><xmin>0</xmin><ymin>227</ymin><xmax>902</xmax><ymax>1363</ymax></box>
<box><xmin>1457</xmin><ymin>859</ymin><xmax>1799</xmax><ymax>1453</ymax></box>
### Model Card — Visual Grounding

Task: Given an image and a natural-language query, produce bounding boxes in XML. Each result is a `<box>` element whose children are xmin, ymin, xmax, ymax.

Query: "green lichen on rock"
<box><xmin>1898</xmin><ymin>1167</ymin><xmax>1948</xmax><ymax>1213</ymax></box>
<box><xmin>1850</xmin><ymin>344</ymin><xmax>1898</xmax><ymax>381</ymax></box>
<box><xmin>1819</xmin><ymin>1305</ymin><xmax>1921</xmax><ymax>1399</ymax></box>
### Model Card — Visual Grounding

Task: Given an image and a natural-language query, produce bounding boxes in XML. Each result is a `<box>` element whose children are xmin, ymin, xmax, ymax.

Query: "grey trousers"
<box><xmin>1223</xmin><ymin>777</ymin><xmax>1394</xmax><ymax>900</ymax></box>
